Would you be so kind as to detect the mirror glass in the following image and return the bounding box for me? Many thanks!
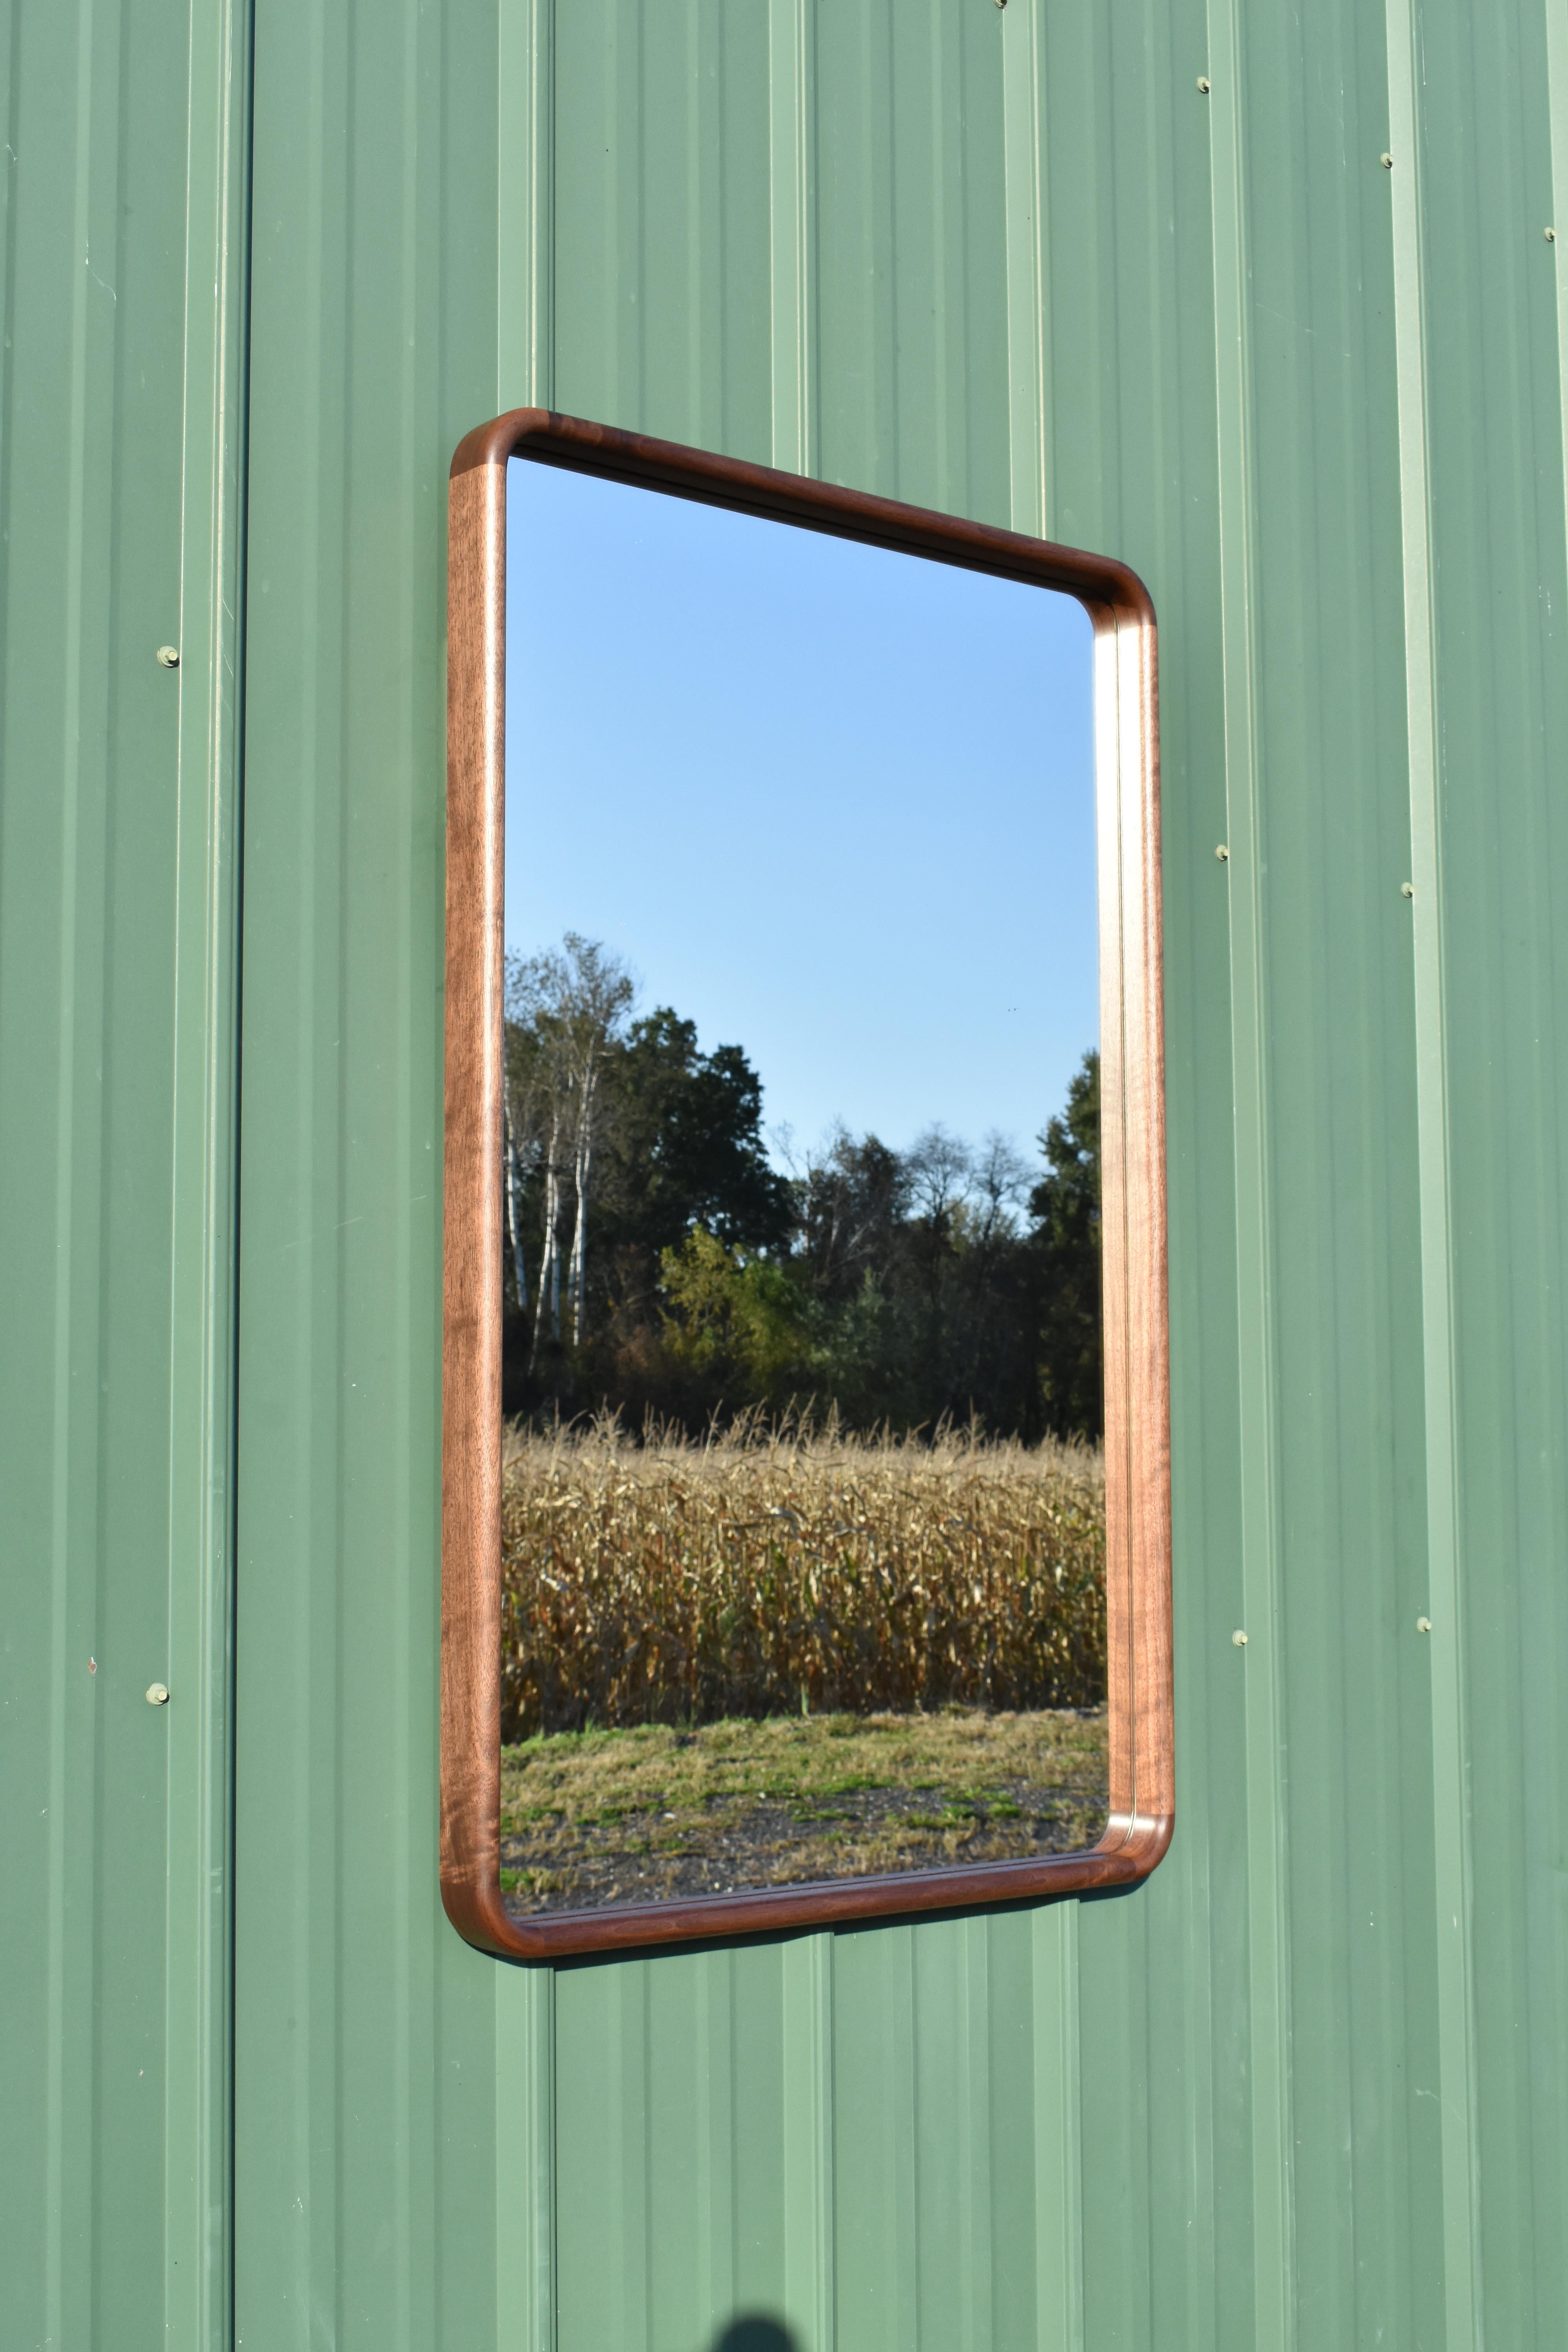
[499,456,1108,1918]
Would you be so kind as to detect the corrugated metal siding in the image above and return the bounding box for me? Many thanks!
[5,0,1561,2343]
[1212,1,1435,2341]
[232,2,505,2346]
[515,2,1560,2343]
[1412,1,1568,2337]
[0,0,244,2341]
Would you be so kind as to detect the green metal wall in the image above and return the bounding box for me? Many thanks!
[0,0,245,2340]
[4,0,1566,2345]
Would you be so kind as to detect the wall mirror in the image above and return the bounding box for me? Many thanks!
[443,413,1171,1960]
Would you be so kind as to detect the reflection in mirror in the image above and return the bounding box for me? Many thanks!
[498,457,1107,1920]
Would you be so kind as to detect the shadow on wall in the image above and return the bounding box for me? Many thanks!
[711,2322,798,2352]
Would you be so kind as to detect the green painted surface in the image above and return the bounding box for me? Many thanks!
[232,3,501,2345]
[0,0,245,2340]
[1405,2,1568,2337]
[4,0,1567,2343]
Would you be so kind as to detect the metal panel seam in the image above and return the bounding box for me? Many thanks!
[1001,0,1048,539]
[1203,0,1298,2341]
[1550,0,1568,524]
[782,1934,835,2352]
[498,0,552,410]
[1383,1,1484,2344]
[163,0,252,2340]
[47,4,105,2335]
[767,0,813,475]
[496,1966,555,2352]
[1032,1904,1084,2352]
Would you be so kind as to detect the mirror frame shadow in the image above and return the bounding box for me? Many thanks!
[442,409,1172,1960]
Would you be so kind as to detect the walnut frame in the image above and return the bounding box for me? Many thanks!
[443,409,1171,1962]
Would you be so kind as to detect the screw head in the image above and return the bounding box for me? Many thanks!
[1215,843,1230,861]
[155,645,180,669]
[1232,1628,1248,1648]
[1401,881,1415,898]
[1417,1617,1432,1634]
[1380,152,1394,170]
[146,1683,170,1706]
[1197,75,1211,93]
[1547,227,1557,243]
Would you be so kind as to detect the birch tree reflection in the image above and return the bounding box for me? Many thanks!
[504,935,635,1357]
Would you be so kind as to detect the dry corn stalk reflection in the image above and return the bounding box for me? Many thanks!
[500,1410,1106,1739]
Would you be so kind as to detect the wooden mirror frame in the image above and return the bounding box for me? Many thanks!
[442,410,1172,1961]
